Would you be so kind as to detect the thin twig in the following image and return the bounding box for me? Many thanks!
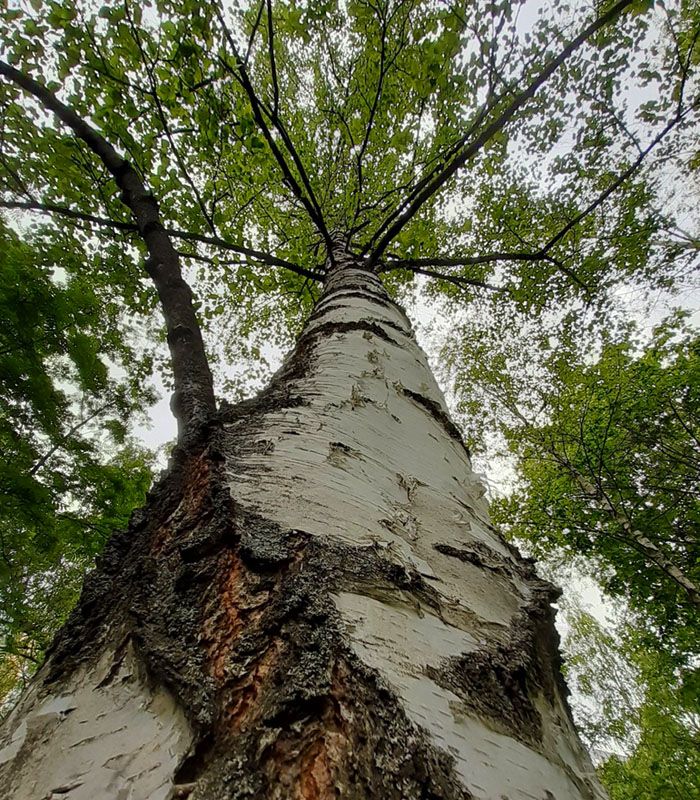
[0,200,323,280]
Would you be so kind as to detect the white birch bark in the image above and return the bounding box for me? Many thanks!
[0,638,192,799]
[0,266,606,800]
[222,266,606,800]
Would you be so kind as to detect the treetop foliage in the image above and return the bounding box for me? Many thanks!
[2,0,699,344]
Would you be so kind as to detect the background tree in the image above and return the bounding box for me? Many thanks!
[0,219,154,709]
[475,316,700,660]
[562,605,700,800]
[447,307,700,794]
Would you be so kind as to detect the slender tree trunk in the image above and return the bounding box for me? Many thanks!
[0,263,605,800]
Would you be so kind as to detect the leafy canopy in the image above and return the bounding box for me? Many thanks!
[2,0,698,336]
[481,316,700,665]
[0,219,154,707]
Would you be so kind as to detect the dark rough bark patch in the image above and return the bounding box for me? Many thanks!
[398,387,471,458]
[433,541,516,578]
[370,315,407,337]
[306,535,446,617]
[301,318,404,348]
[181,654,476,800]
[307,303,410,341]
[327,441,364,467]
[154,499,476,798]
[44,439,215,684]
[238,517,300,570]
[425,583,572,753]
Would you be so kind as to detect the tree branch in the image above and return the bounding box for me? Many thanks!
[384,98,696,297]
[0,199,135,229]
[0,200,324,281]
[29,403,111,478]
[573,464,700,607]
[0,60,216,442]
[382,250,587,292]
[520,397,700,606]
[266,0,280,116]
[122,0,217,235]
[246,0,267,66]
[215,8,334,259]
[379,261,502,293]
[366,0,636,264]
[351,3,388,229]
[538,108,694,258]
[171,229,325,281]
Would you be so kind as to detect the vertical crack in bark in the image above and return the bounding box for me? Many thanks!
[398,386,472,457]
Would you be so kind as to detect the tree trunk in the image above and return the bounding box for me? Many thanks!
[0,264,605,800]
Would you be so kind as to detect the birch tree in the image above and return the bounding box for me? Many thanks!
[0,0,698,797]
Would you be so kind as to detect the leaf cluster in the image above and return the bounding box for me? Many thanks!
[0,220,154,709]
[491,314,700,662]
[563,607,700,799]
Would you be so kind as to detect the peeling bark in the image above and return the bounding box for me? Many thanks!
[0,264,605,799]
